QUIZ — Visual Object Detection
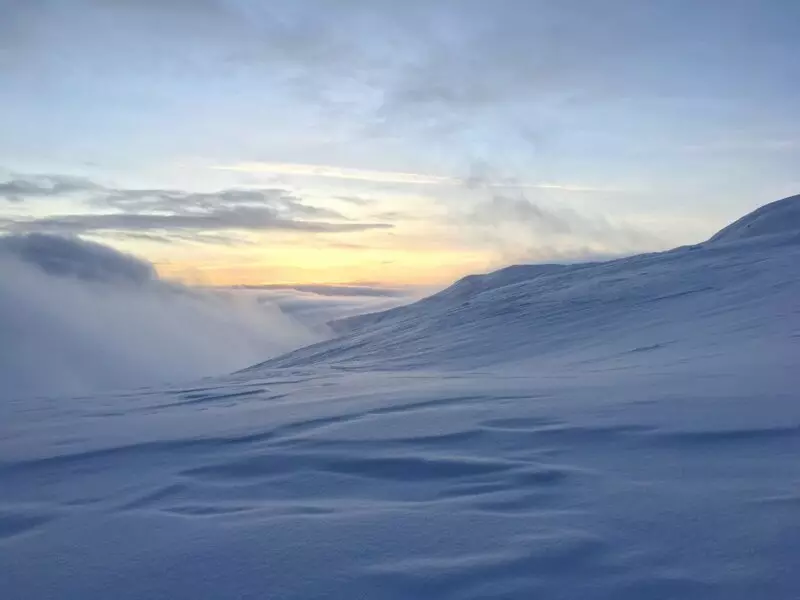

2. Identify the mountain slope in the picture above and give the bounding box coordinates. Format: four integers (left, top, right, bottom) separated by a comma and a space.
247, 196, 800, 373
707, 193, 800, 243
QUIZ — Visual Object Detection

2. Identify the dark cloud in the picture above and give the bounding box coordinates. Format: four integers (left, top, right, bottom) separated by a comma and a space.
0, 173, 393, 239
0, 233, 156, 284
6, 208, 391, 235
0, 173, 336, 216
98, 187, 343, 220
111, 231, 260, 246
0, 174, 100, 202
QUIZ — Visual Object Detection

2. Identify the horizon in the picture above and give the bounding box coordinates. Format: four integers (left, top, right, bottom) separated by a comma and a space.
3, 4, 800, 597
3, 1, 800, 286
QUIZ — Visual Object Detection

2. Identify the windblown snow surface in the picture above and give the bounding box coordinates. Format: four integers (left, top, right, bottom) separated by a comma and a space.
2, 196, 800, 599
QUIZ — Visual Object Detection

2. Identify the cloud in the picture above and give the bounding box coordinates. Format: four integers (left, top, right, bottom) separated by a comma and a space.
3, 1, 791, 154
0, 232, 156, 284
0, 233, 333, 397
470, 195, 574, 235
0, 173, 393, 239
97, 187, 343, 219
458, 191, 663, 264
6, 208, 391, 236
1, 3, 649, 191
111, 230, 261, 246
213, 162, 455, 185
236, 285, 420, 330
0, 174, 100, 202
235, 283, 410, 298
214, 161, 615, 192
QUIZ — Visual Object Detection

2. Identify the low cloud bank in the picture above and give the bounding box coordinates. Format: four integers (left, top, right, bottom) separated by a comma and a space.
0, 234, 411, 398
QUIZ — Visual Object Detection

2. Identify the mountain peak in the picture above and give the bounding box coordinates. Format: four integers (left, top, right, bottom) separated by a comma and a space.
707, 194, 800, 244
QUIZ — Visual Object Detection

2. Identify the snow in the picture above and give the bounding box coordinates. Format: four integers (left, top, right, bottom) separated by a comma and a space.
1, 197, 800, 599
707, 194, 800, 244
252, 213, 797, 372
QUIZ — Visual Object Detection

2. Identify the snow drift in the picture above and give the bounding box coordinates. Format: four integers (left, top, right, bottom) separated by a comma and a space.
2, 196, 799, 600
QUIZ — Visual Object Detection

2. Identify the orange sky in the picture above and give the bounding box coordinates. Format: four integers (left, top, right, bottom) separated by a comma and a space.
154, 245, 493, 287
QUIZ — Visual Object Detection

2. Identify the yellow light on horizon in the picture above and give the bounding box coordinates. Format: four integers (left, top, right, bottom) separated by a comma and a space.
155, 246, 490, 288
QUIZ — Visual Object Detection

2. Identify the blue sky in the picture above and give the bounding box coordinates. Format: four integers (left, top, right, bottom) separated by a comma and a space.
1, 0, 798, 284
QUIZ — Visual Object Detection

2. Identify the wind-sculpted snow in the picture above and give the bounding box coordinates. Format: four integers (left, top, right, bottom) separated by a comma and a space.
1, 198, 799, 599
2, 367, 798, 599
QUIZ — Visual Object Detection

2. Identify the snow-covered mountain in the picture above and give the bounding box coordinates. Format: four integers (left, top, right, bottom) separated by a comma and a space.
2, 196, 799, 600
249, 194, 799, 373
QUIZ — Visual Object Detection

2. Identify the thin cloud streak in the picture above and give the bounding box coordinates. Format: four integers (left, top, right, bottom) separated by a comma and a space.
212, 162, 618, 192
0, 174, 101, 202
213, 162, 455, 185
3, 210, 392, 236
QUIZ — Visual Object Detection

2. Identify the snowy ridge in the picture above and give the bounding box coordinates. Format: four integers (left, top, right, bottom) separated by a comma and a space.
2, 197, 800, 600
249, 196, 800, 372
706, 193, 800, 244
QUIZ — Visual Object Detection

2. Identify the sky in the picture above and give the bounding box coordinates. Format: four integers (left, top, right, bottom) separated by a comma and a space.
1, 0, 799, 286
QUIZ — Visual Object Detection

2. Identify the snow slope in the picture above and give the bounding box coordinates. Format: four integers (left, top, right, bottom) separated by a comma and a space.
250, 197, 799, 373
1, 197, 799, 599
707, 193, 800, 243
